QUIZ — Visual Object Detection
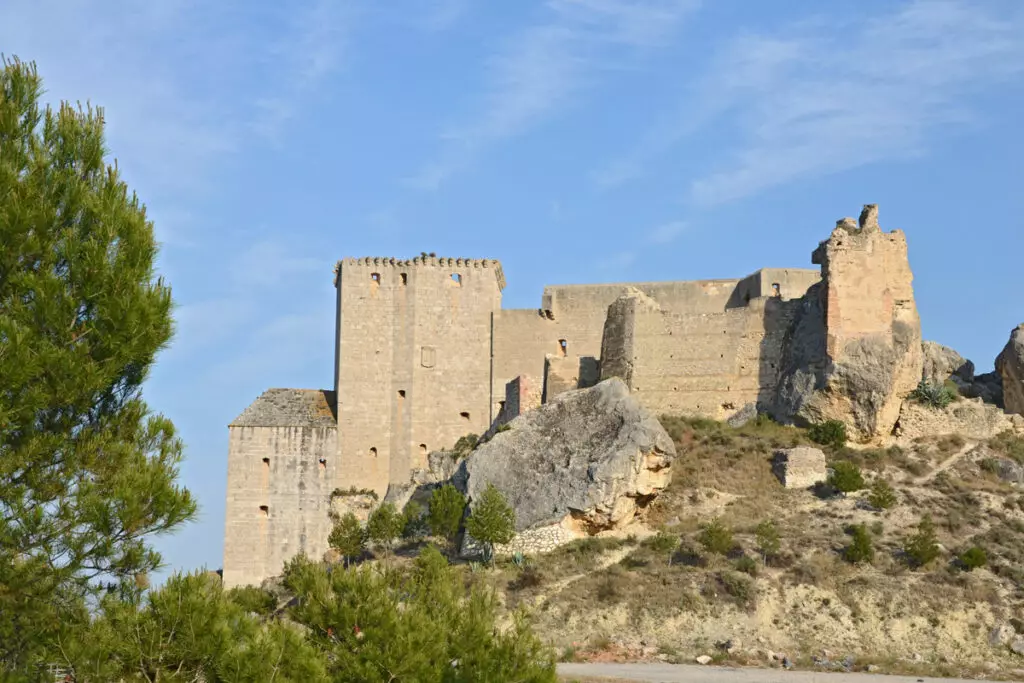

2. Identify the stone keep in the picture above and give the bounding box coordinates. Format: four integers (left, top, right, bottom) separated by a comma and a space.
222, 204, 923, 587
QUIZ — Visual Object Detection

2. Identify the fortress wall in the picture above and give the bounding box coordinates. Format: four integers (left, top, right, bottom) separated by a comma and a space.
491, 309, 563, 415
492, 279, 751, 415
755, 268, 821, 301
601, 293, 801, 419
336, 261, 398, 494
406, 259, 502, 464
222, 425, 336, 588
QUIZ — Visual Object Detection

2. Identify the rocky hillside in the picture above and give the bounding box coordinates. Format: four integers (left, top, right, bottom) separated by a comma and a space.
468, 414, 1024, 680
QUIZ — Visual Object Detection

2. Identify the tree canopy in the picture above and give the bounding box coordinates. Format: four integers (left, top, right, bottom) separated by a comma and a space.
0, 56, 196, 672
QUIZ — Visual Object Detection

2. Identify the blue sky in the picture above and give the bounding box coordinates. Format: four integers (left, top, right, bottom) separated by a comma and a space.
2, 0, 1022, 579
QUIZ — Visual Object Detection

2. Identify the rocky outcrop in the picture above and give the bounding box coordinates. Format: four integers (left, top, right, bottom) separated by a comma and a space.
461, 378, 674, 544
775, 205, 922, 441
922, 341, 975, 386
997, 324, 1024, 416
896, 397, 1023, 442
772, 447, 827, 489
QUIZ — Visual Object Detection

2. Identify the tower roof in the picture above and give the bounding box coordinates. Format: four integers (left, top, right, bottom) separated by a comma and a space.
229, 388, 337, 427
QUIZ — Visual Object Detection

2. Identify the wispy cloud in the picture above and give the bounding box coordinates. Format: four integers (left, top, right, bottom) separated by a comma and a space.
647, 220, 687, 244
408, 0, 700, 189
597, 250, 638, 271
595, 0, 1024, 205
0, 0, 351, 240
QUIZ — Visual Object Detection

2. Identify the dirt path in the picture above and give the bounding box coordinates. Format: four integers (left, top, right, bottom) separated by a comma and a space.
914, 444, 975, 485
536, 546, 635, 606
558, 662, 1017, 683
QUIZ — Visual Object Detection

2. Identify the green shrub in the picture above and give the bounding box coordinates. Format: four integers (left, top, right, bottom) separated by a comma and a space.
697, 518, 734, 556
329, 512, 367, 566
828, 461, 865, 494
367, 503, 405, 558
466, 484, 516, 563
402, 501, 429, 539
755, 519, 781, 564
909, 379, 958, 409
867, 478, 898, 509
428, 484, 467, 551
451, 433, 479, 459
844, 524, 874, 564
809, 420, 848, 449
281, 550, 558, 682
904, 515, 941, 569
735, 555, 759, 577
958, 546, 988, 571
509, 565, 545, 591
225, 585, 277, 616
645, 531, 680, 564
716, 571, 755, 607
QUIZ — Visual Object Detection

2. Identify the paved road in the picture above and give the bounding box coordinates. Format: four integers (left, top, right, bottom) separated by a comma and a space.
558, 663, 1015, 683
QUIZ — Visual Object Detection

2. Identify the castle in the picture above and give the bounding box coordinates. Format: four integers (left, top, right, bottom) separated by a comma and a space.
222, 204, 920, 588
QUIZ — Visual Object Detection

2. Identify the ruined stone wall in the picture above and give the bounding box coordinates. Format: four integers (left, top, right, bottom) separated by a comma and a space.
336, 257, 503, 495
490, 278, 794, 411
491, 309, 563, 417
600, 289, 800, 419
222, 424, 336, 589
802, 206, 923, 438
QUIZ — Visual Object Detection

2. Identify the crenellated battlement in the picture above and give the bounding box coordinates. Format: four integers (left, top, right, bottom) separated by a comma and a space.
333, 256, 505, 290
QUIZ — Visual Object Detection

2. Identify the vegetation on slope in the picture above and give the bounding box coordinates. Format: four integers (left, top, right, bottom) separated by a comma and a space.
476, 415, 1024, 677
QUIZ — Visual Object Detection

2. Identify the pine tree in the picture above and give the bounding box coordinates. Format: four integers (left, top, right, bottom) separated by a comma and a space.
0, 57, 196, 671
428, 483, 466, 552
904, 514, 941, 569
366, 503, 404, 560
466, 484, 516, 563
844, 524, 874, 564
328, 512, 366, 566
755, 519, 781, 565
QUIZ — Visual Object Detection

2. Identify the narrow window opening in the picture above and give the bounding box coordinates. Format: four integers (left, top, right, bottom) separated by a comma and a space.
460, 411, 470, 420
451, 273, 462, 286
772, 282, 781, 297
370, 272, 381, 283
558, 339, 568, 357
259, 505, 269, 516
400, 272, 408, 285
369, 447, 378, 458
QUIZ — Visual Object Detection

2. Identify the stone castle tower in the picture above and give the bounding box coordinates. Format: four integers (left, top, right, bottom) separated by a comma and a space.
222, 205, 922, 588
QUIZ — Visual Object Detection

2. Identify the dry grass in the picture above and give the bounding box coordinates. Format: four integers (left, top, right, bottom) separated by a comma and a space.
502, 415, 1024, 678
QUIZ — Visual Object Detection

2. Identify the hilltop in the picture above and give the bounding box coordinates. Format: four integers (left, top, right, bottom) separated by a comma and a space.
468, 414, 1024, 679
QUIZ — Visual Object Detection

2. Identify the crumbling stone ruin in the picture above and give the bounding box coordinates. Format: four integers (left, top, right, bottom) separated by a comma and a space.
222, 204, 1024, 587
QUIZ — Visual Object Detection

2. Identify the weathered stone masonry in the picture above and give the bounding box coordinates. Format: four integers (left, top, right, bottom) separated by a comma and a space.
223, 205, 929, 587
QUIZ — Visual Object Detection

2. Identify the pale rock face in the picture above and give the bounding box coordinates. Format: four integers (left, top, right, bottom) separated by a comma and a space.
921, 341, 975, 385
896, 397, 1023, 442
772, 447, 827, 489
792, 205, 923, 440
462, 378, 675, 541
996, 324, 1024, 416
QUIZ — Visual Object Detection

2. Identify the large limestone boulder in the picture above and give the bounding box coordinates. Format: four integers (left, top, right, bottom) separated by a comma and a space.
997, 324, 1024, 416
922, 341, 974, 386
462, 378, 674, 543
772, 447, 827, 489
